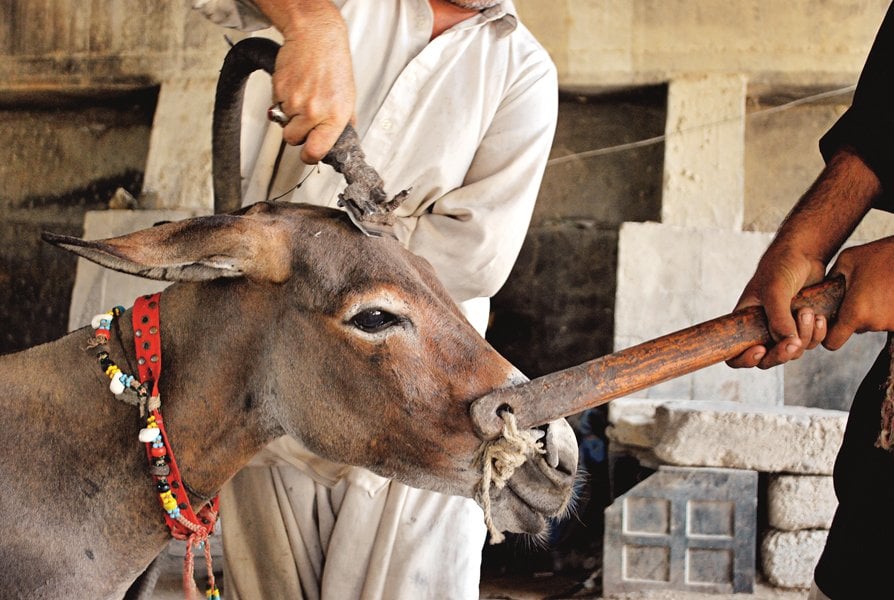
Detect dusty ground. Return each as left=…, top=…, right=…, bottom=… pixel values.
left=479, top=573, right=807, bottom=600
left=151, top=564, right=808, bottom=600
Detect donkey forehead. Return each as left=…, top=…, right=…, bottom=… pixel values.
left=254, top=202, right=451, bottom=312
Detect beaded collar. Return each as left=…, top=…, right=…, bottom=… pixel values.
left=91, top=293, right=220, bottom=600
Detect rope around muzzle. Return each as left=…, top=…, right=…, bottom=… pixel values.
left=474, top=411, right=546, bottom=544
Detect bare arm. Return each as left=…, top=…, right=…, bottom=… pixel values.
left=728, top=147, right=882, bottom=368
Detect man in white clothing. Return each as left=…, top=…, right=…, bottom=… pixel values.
left=195, top=0, right=559, bottom=597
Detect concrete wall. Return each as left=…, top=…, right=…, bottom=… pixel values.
left=515, top=0, right=888, bottom=87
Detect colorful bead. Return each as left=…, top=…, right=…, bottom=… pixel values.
left=139, top=427, right=161, bottom=443
left=91, top=313, right=112, bottom=329
left=206, top=586, right=221, bottom=599
left=110, top=377, right=125, bottom=395
left=160, top=491, right=177, bottom=512
left=150, top=445, right=167, bottom=458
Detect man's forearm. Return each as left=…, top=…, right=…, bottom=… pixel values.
left=252, top=0, right=345, bottom=40
left=772, top=147, right=883, bottom=265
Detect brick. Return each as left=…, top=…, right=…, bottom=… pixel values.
left=767, top=475, right=837, bottom=531
left=761, top=529, right=827, bottom=589
left=606, top=398, right=664, bottom=448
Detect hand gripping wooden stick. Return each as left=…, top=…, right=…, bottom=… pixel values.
left=470, top=276, right=846, bottom=440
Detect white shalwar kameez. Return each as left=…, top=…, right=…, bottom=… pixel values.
left=195, top=1, right=557, bottom=597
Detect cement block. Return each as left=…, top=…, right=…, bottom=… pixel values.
left=68, top=209, right=195, bottom=331
left=761, top=529, right=827, bottom=589
left=651, top=401, right=846, bottom=474
left=767, top=475, right=837, bottom=531
left=614, top=221, right=782, bottom=406
left=603, top=466, right=757, bottom=595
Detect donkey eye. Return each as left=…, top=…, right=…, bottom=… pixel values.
left=349, top=309, right=401, bottom=333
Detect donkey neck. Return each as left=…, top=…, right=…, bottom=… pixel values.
left=112, top=282, right=285, bottom=504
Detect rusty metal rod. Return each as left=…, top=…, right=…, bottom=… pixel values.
left=471, top=276, right=846, bottom=440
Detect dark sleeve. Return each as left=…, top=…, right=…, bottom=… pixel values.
left=820, top=3, right=894, bottom=208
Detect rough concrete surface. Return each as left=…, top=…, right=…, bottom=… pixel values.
left=652, top=401, right=846, bottom=474
left=767, top=475, right=837, bottom=531
left=479, top=576, right=808, bottom=600
left=761, top=530, right=828, bottom=590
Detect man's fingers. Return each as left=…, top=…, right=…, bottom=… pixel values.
left=808, top=315, right=827, bottom=349
left=281, top=116, right=314, bottom=148
left=796, top=308, right=826, bottom=350
left=300, top=122, right=343, bottom=164
left=762, top=285, right=800, bottom=343
left=824, top=322, right=853, bottom=351
left=824, top=299, right=856, bottom=351
left=726, top=345, right=767, bottom=369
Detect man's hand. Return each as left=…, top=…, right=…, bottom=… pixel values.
left=727, top=245, right=828, bottom=369
left=727, top=148, right=881, bottom=370
left=825, top=237, right=894, bottom=349
left=256, top=0, right=356, bottom=163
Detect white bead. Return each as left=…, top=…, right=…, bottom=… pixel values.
left=109, top=377, right=126, bottom=395
left=139, top=427, right=161, bottom=443
left=91, top=314, right=108, bottom=329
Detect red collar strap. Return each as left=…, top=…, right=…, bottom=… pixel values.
left=131, top=293, right=221, bottom=600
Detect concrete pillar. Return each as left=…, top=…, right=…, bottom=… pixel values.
left=662, top=74, right=747, bottom=230
left=142, top=77, right=219, bottom=212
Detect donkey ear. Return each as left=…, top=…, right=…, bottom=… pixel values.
left=42, top=214, right=293, bottom=283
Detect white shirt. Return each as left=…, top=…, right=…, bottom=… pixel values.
left=196, top=0, right=557, bottom=332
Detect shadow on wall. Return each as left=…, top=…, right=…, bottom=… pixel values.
left=489, top=85, right=667, bottom=378
left=0, top=86, right=158, bottom=354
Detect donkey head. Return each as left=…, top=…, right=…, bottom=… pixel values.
left=46, top=201, right=578, bottom=535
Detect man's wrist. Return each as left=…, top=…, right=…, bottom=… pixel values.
left=254, top=0, right=345, bottom=40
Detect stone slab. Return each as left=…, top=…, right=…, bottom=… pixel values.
left=607, top=398, right=666, bottom=448
left=68, top=209, right=195, bottom=331
left=651, top=401, right=846, bottom=474
left=767, top=475, right=837, bottom=531
left=761, top=529, right=827, bottom=589
left=603, top=466, right=757, bottom=596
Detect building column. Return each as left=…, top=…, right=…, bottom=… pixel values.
left=662, top=74, right=747, bottom=231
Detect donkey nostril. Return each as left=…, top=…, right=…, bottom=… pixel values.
left=496, top=403, right=513, bottom=416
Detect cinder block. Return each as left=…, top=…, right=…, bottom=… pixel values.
left=761, top=529, right=827, bottom=589
left=768, top=475, right=837, bottom=531
left=603, top=466, right=757, bottom=595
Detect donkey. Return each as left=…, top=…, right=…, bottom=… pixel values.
left=0, top=201, right=577, bottom=598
